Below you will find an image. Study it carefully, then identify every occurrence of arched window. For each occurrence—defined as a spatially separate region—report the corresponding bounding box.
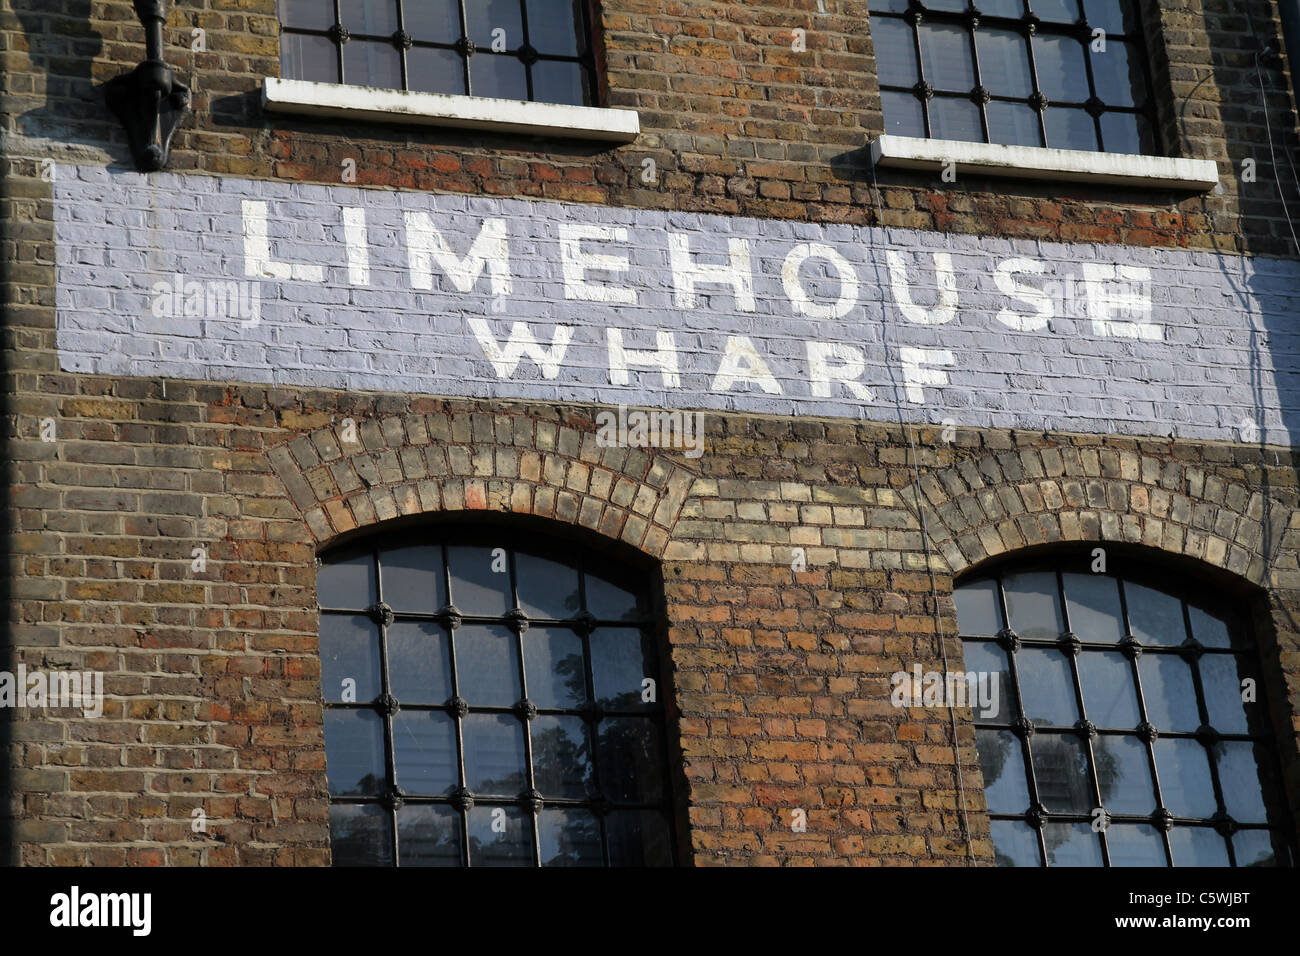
[317,522,678,866]
[955,553,1295,866]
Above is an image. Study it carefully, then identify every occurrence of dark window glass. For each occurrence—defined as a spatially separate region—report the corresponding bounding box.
[276,0,597,106]
[958,558,1294,867]
[868,0,1160,154]
[319,527,677,866]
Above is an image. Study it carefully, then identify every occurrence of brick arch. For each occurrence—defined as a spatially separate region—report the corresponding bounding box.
[264,409,698,558]
[899,444,1293,588]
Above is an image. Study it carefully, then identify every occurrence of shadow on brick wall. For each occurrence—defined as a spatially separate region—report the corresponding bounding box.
[12,0,113,154]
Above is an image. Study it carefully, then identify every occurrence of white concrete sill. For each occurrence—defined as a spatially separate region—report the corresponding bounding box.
[262,77,640,143]
[870,134,1219,190]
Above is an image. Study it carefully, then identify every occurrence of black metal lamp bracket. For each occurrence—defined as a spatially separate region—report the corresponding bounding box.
[105,0,191,172]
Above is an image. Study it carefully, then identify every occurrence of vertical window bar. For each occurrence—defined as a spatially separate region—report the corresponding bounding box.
[577,558,612,866]
[518,0,536,104]
[910,16,932,138]
[395,0,409,92]
[1183,597,1235,866]
[457,0,472,96]
[1023,19,1048,146]
[967,14,992,144]
[1057,570,1110,865]
[996,574,1048,866]
[507,545,543,866]
[334,0,345,84]
[372,546,401,865]
[441,541,473,867]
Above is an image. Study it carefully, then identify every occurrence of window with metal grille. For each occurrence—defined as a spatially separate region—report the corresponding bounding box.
[317,525,677,866]
[869,0,1160,154]
[277,0,598,106]
[955,557,1295,866]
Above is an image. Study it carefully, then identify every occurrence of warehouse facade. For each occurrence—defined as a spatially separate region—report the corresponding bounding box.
[3,0,1300,866]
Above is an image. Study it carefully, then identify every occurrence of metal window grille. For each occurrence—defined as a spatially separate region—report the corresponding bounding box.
[318,527,678,866]
[869,0,1162,154]
[278,0,598,106]
[956,558,1295,866]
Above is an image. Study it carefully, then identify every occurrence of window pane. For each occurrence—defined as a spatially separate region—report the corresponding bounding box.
[881,90,926,137]
[1153,737,1217,818]
[607,810,674,865]
[598,717,664,803]
[281,32,340,84]
[531,714,593,799]
[987,101,1042,146]
[872,18,920,87]
[1044,822,1104,865]
[467,0,525,49]
[515,550,581,620]
[1199,653,1253,735]
[1126,582,1186,646]
[280,0,337,30]
[1107,824,1167,866]
[468,805,533,865]
[404,0,461,41]
[1214,741,1272,824]
[1094,734,1155,814]
[1233,829,1284,866]
[320,614,380,704]
[1062,573,1124,642]
[990,819,1040,866]
[1044,107,1098,150]
[1137,653,1199,731]
[319,550,375,610]
[531,59,587,106]
[455,624,520,706]
[1188,605,1233,649]
[409,45,467,96]
[585,570,643,621]
[340,0,399,36]
[392,710,458,796]
[379,544,444,613]
[330,804,393,865]
[918,24,976,92]
[1016,646,1078,726]
[590,627,656,711]
[538,808,603,866]
[523,626,587,710]
[955,578,1002,636]
[976,29,1033,98]
[1032,733,1094,812]
[526,0,586,57]
[1169,825,1230,866]
[387,620,453,705]
[1099,110,1146,155]
[324,709,386,797]
[343,39,403,89]
[976,728,1029,813]
[870,0,911,10]
[398,804,462,866]
[1082,0,1132,34]
[1078,651,1139,728]
[463,713,527,795]
[1030,0,1081,23]
[1090,40,1145,107]
[930,97,983,143]
[447,545,512,616]
[958,640,1013,723]
[1003,571,1063,638]
[980,0,1027,15]
[1033,34,1089,103]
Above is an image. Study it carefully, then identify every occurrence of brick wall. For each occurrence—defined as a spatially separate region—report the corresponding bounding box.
[2,0,1299,866]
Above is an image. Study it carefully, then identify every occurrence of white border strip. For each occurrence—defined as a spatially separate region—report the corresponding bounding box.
[871,134,1219,190]
[262,77,640,142]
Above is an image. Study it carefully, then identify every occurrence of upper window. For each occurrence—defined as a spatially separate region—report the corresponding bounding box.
[317,524,677,866]
[869,0,1159,154]
[278,0,598,106]
[956,555,1295,867]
